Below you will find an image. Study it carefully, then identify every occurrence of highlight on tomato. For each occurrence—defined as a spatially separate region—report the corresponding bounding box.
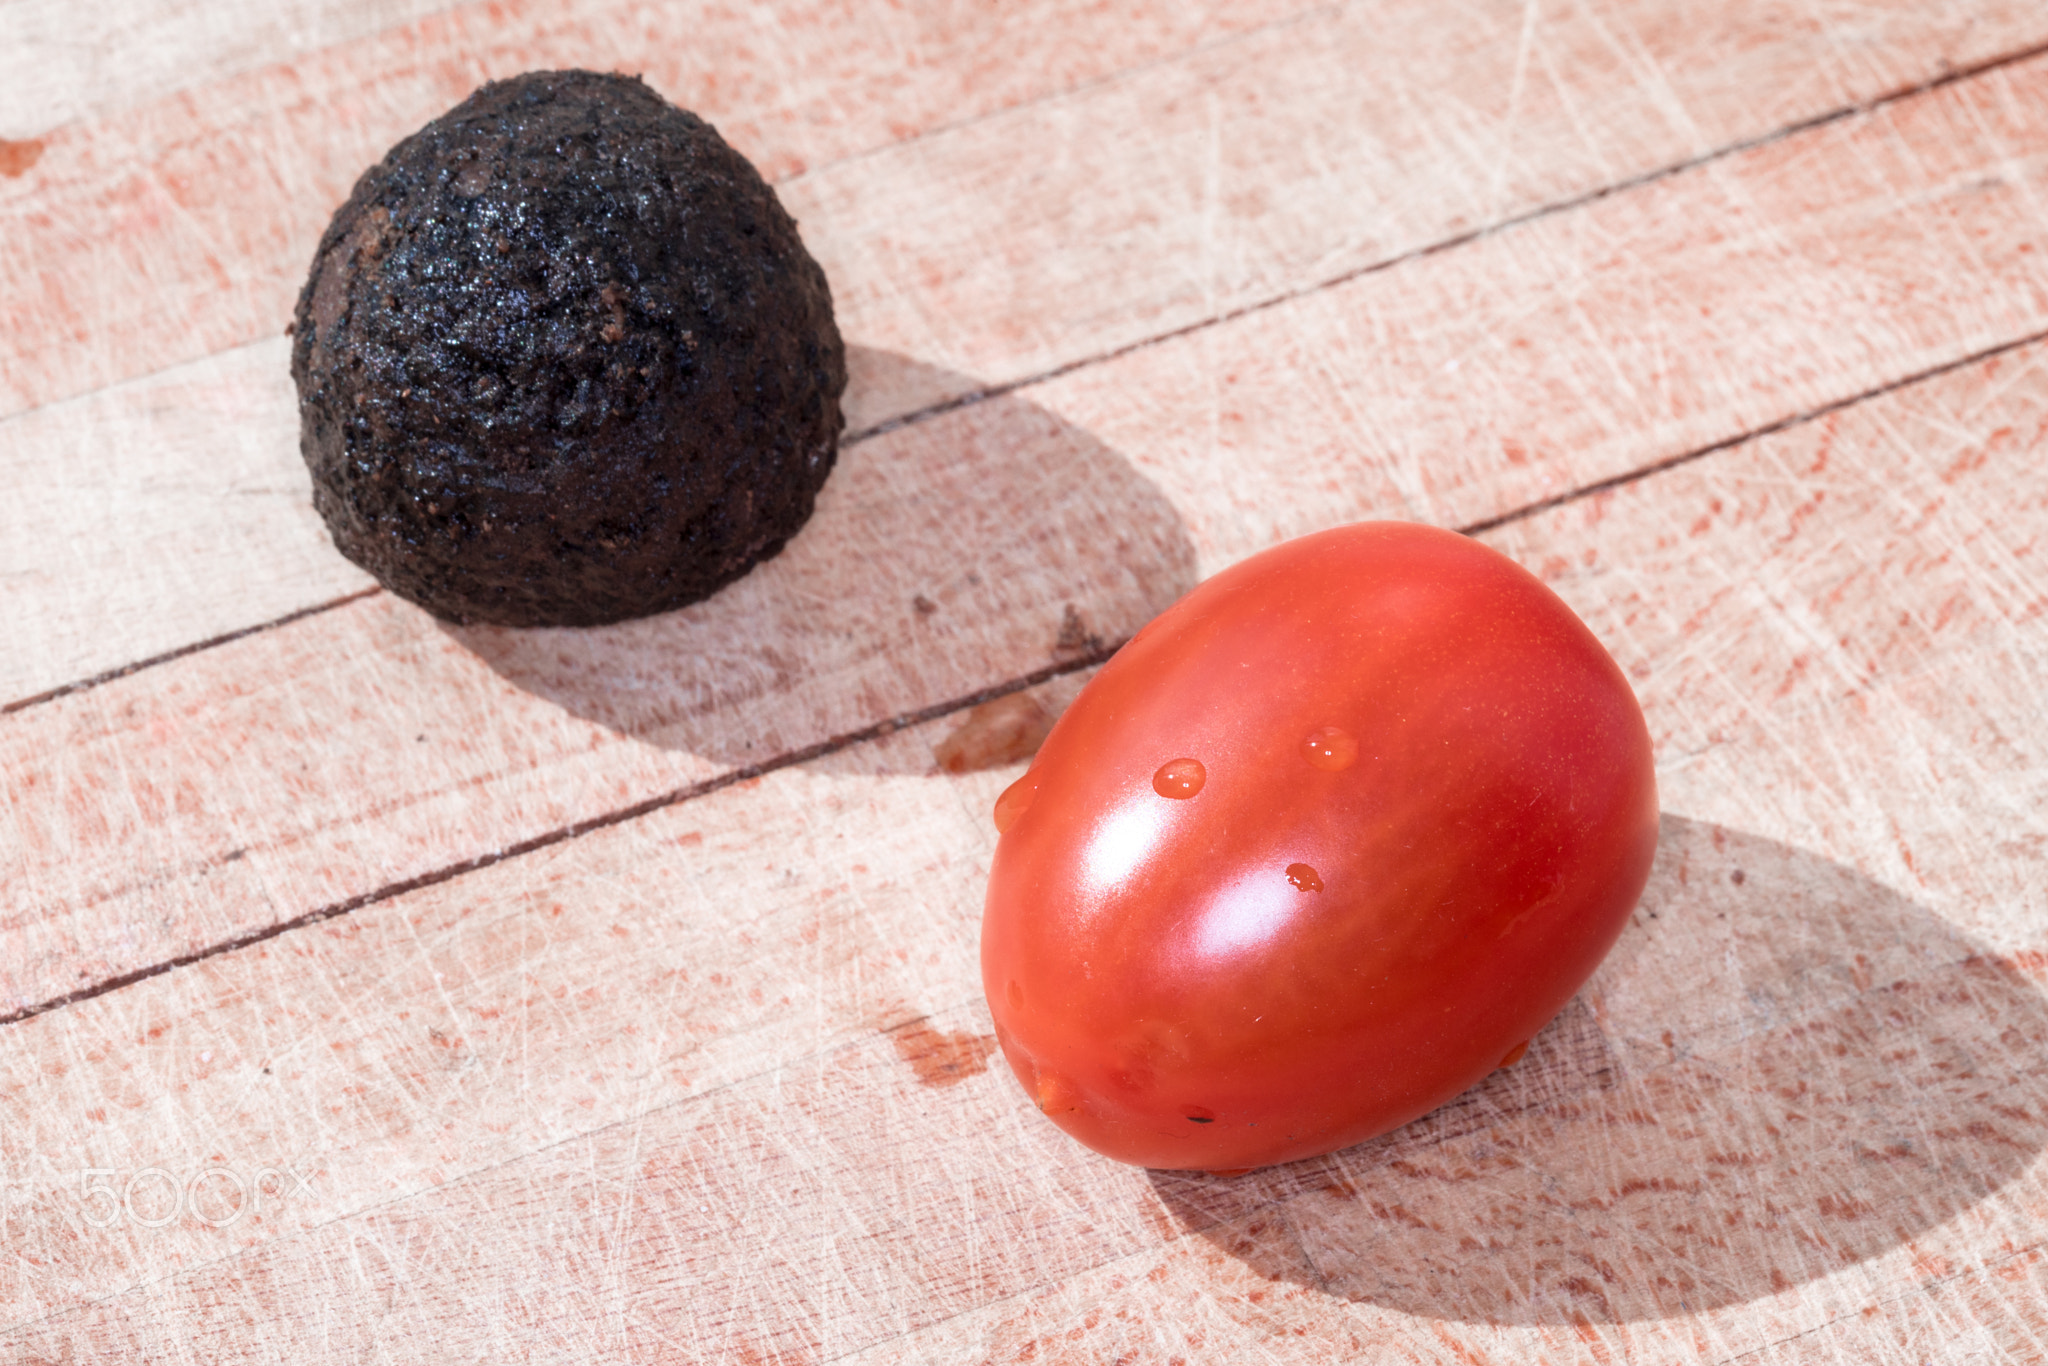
[980,522,1658,1171]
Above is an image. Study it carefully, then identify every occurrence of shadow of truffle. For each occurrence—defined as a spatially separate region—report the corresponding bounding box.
[1146,815,2048,1324]
[445,347,1196,768]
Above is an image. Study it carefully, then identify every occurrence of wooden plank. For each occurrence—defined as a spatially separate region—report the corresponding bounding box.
[795,6,2048,426]
[0,0,1309,419]
[0,343,372,710]
[0,705,1037,1333]
[0,0,464,139]
[0,341,1159,709]
[5,319,2046,1355]
[13,45,2048,705]
[8,56,2048,1011]
[1024,51,2048,567]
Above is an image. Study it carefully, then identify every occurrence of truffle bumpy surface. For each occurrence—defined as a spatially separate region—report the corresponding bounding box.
[290,70,846,626]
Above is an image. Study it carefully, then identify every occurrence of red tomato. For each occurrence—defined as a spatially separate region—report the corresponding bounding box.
[981,522,1657,1171]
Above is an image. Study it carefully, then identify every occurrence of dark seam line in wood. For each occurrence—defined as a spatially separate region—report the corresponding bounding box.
[841,36,2048,447]
[10,40,2045,711]
[1457,325,2048,537]
[0,644,1118,1029]
[0,587,382,715]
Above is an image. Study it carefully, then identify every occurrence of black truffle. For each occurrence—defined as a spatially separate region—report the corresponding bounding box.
[290,70,846,626]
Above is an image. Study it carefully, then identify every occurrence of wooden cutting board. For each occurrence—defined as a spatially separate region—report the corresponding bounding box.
[4,1,2047,1360]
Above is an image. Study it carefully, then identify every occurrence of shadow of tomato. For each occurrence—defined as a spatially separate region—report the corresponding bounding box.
[1146,814,2048,1324]
[443,347,1196,766]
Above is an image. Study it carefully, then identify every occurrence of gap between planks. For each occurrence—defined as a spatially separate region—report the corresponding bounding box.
[13,314,2047,1029]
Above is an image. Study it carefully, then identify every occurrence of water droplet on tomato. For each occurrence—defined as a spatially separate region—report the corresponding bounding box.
[1185,1106,1218,1124]
[1499,1039,1530,1068]
[1286,862,1323,892]
[1152,757,1206,799]
[1302,726,1358,771]
[993,775,1038,833]
[1007,979,1025,1012]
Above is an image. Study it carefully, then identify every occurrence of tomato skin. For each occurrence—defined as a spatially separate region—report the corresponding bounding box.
[980,522,1657,1171]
